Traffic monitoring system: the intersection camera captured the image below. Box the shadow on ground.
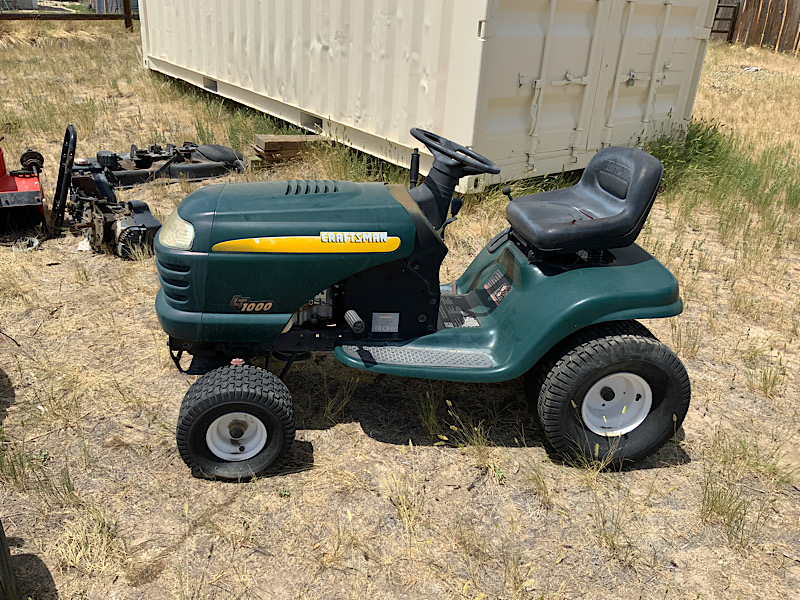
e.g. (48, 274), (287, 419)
(3, 521), (58, 600)
(278, 354), (691, 472)
(11, 553), (59, 600)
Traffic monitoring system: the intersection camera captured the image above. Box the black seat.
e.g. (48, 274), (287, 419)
(505, 147), (663, 254)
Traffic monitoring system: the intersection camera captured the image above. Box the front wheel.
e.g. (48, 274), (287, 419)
(176, 365), (295, 480)
(533, 322), (690, 466)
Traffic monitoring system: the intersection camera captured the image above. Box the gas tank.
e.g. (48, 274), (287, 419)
(202, 179), (416, 314)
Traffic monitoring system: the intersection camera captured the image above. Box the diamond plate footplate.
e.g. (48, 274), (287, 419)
(342, 344), (495, 368)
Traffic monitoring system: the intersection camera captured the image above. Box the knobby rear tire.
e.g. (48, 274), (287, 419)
(529, 321), (690, 466)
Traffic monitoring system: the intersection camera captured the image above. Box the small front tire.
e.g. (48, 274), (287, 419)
(534, 322), (690, 466)
(176, 365), (295, 481)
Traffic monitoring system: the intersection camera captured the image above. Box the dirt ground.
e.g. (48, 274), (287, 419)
(0, 25), (798, 600)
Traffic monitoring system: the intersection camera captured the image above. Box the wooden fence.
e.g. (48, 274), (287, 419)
(0, 0), (136, 30)
(718, 0), (800, 54)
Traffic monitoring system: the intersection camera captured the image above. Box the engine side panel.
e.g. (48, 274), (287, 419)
(204, 180), (415, 317)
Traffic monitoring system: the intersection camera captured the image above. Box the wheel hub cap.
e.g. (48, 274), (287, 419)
(206, 412), (268, 461)
(581, 372), (652, 436)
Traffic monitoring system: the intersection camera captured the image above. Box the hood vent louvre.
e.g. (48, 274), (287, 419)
(285, 180), (339, 195)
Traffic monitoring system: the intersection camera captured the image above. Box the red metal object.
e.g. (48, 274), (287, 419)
(0, 145), (45, 220)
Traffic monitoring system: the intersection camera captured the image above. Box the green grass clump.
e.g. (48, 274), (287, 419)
(647, 119), (733, 192)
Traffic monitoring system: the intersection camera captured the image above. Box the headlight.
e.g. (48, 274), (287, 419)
(159, 209), (195, 250)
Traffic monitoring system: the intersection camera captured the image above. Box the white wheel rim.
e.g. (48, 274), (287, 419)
(205, 412), (268, 461)
(580, 372), (652, 436)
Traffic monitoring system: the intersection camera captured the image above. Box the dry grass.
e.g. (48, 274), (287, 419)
(0, 25), (799, 600)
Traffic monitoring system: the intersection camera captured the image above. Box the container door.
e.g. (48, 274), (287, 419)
(472, 0), (612, 174)
(586, 0), (713, 150)
(526, 0), (614, 162)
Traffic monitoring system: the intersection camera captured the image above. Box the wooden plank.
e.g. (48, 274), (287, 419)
(786, 0), (800, 52)
(735, 0), (749, 43)
(733, 0), (800, 53)
(754, 0), (767, 46)
(760, 0), (775, 46)
(776, 0), (789, 50)
(254, 134), (324, 148)
(0, 13), (140, 21)
(794, 16), (800, 54)
(253, 134), (323, 163)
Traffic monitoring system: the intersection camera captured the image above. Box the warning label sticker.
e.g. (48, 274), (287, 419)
(440, 295), (481, 328)
(484, 270), (511, 306)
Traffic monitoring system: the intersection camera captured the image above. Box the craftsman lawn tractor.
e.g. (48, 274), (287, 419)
(155, 128), (691, 480)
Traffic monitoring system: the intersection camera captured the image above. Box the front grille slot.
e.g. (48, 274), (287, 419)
(157, 257), (192, 306)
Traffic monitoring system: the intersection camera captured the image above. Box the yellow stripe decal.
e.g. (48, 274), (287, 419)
(212, 235), (401, 254)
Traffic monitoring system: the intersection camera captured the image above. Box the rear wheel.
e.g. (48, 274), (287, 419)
(176, 365), (295, 480)
(531, 322), (690, 466)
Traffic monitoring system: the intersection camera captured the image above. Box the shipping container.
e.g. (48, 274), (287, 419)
(139, 0), (716, 190)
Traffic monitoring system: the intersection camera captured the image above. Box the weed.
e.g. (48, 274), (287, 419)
(28, 361), (83, 430)
(700, 467), (770, 551)
(320, 373), (357, 423)
(55, 503), (127, 575)
(745, 356), (787, 399)
(646, 119), (731, 191)
(385, 470), (425, 535)
(416, 388), (446, 439)
(589, 479), (638, 562)
(36, 463), (81, 507)
(194, 117), (216, 145)
(525, 461), (552, 509)
(443, 400), (495, 473)
(708, 427), (794, 485)
(670, 319), (701, 359)
(0, 431), (37, 490)
(72, 260), (89, 283)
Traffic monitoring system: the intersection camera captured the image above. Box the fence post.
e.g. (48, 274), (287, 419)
(123, 0), (133, 31)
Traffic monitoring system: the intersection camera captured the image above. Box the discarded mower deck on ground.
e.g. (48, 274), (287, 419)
(154, 128), (691, 480)
(49, 125), (244, 258)
(93, 140), (244, 188)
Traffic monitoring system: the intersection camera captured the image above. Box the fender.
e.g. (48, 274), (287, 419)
(334, 240), (681, 382)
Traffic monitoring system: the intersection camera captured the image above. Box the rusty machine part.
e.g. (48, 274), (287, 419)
(48, 125), (244, 258)
(51, 125), (162, 258)
(68, 155), (161, 259)
(95, 141), (244, 188)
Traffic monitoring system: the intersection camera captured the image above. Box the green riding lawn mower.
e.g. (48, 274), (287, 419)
(155, 128), (690, 480)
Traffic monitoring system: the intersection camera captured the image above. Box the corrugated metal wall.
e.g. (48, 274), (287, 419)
(140, 0), (715, 186)
(142, 0), (483, 148)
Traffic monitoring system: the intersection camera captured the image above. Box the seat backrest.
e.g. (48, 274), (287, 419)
(578, 146), (663, 220)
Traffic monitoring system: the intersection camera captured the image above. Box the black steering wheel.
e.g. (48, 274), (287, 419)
(410, 128), (500, 176)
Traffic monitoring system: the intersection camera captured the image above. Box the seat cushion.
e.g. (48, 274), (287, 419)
(505, 147), (663, 254)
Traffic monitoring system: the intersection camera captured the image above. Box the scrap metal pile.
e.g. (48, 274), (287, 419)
(0, 124), (244, 258)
